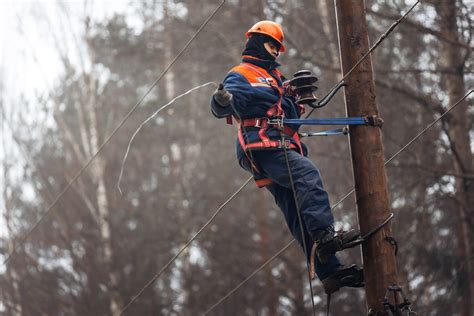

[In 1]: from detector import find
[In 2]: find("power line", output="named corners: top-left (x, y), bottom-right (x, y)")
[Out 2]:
top-left (127, 0), bottom-right (466, 311)
top-left (202, 90), bottom-right (473, 314)
top-left (282, 145), bottom-right (317, 316)
top-left (119, 176), bottom-right (252, 315)
top-left (2, 0), bottom-right (226, 266)
top-left (383, 91), bottom-right (473, 165)
top-left (128, 2), bottom-right (423, 313)
top-left (117, 81), bottom-right (217, 193)
top-left (306, 0), bottom-right (420, 118)
top-left (203, 240), bottom-right (295, 315)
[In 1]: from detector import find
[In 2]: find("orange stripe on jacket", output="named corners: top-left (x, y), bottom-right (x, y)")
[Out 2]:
top-left (230, 64), bottom-right (274, 86)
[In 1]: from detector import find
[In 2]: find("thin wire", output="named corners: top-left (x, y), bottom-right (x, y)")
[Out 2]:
top-left (119, 19), bottom-right (290, 316)
top-left (384, 90), bottom-right (473, 165)
top-left (227, 65), bottom-right (316, 313)
top-left (119, 72), bottom-right (276, 315)
top-left (119, 177), bottom-right (252, 315)
top-left (121, 28), bottom-right (468, 315)
top-left (202, 240), bottom-right (294, 315)
top-left (332, 90), bottom-right (473, 213)
top-left (117, 81), bottom-right (217, 194)
top-left (282, 144), bottom-right (317, 316)
top-left (201, 90), bottom-right (473, 314)
top-left (132, 1), bottom-right (435, 313)
top-left (306, 0), bottom-right (420, 118)
top-left (2, 0), bottom-right (226, 266)
top-left (164, 0), bottom-right (462, 311)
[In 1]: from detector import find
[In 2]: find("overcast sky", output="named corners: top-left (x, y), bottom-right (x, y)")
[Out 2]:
top-left (0, 1), bottom-right (131, 101)
top-left (0, 0), bottom-right (131, 245)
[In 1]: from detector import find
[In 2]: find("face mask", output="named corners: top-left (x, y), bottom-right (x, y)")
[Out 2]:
top-left (242, 33), bottom-right (280, 61)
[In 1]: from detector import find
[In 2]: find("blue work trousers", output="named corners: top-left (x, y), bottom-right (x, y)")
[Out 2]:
top-left (239, 149), bottom-right (341, 280)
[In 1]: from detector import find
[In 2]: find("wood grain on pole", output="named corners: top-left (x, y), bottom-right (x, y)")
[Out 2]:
top-left (334, 0), bottom-right (398, 313)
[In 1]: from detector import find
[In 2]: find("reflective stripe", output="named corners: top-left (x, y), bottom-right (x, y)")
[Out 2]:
top-left (250, 83), bottom-right (272, 88)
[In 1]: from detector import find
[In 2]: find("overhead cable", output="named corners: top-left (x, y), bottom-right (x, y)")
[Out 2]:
top-left (119, 176), bottom-right (252, 315)
top-left (129, 2), bottom-right (424, 313)
top-left (202, 90), bottom-right (473, 314)
top-left (2, 0), bottom-right (227, 266)
top-left (306, 0), bottom-right (420, 118)
top-left (117, 81), bottom-right (217, 193)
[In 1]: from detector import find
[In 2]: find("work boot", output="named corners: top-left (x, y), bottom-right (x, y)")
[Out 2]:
top-left (313, 225), bottom-right (363, 264)
top-left (322, 264), bottom-right (364, 295)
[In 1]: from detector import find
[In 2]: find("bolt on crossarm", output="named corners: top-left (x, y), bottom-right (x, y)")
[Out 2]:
top-left (334, 0), bottom-right (398, 313)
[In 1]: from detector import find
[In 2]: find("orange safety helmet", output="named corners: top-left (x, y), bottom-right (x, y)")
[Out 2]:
top-left (246, 20), bottom-right (286, 52)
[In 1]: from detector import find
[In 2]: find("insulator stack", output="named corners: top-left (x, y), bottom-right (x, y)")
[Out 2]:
top-left (289, 70), bottom-right (318, 105)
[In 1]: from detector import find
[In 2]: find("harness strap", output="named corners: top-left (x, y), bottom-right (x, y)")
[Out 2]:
top-left (241, 62), bottom-right (285, 117)
top-left (237, 124), bottom-right (259, 173)
top-left (239, 118), bottom-right (304, 155)
top-left (255, 178), bottom-right (273, 188)
top-left (245, 139), bottom-right (296, 150)
top-left (240, 118), bottom-right (291, 133)
top-left (233, 62), bottom-right (305, 188)
top-left (236, 123), bottom-right (277, 188)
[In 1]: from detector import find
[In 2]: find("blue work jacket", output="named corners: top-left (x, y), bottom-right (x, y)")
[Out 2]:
top-left (211, 57), bottom-right (308, 163)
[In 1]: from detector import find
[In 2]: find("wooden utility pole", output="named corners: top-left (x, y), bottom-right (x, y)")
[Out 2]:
top-left (334, 0), bottom-right (398, 313)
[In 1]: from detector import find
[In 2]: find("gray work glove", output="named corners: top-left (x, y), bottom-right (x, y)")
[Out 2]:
top-left (213, 83), bottom-right (233, 107)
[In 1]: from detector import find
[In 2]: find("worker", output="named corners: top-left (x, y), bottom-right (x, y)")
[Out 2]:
top-left (210, 20), bottom-right (363, 294)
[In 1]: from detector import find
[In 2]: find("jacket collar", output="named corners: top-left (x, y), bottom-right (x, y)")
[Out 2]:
top-left (242, 55), bottom-right (281, 72)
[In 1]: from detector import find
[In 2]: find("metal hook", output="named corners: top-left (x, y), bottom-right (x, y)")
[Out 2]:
top-left (315, 81), bottom-right (347, 108)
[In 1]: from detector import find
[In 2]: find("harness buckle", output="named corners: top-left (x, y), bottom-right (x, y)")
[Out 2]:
top-left (278, 139), bottom-right (292, 148)
top-left (254, 119), bottom-right (261, 127)
top-left (268, 117), bottom-right (284, 129)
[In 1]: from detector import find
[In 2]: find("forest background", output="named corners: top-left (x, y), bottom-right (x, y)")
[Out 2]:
top-left (0, 0), bottom-right (473, 315)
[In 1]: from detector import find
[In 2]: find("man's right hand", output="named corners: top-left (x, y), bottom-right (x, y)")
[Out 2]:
top-left (213, 83), bottom-right (233, 107)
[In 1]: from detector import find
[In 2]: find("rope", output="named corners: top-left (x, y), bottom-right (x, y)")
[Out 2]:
top-left (306, 0), bottom-right (420, 118)
top-left (123, 1), bottom-right (469, 312)
top-left (2, 0), bottom-right (226, 266)
top-left (282, 144), bottom-right (317, 316)
top-left (196, 4), bottom-right (418, 312)
top-left (117, 81), bottom-right (217, 193)
top-left (119, 177), bottom-right (252, 315)
top-left (202, 2), bottom-right (423, 313)
top-left (201, 90), bottom-right (473, 314)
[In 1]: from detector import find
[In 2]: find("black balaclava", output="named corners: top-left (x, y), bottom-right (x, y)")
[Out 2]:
top-left (242, 33), bottom-right (281, 71)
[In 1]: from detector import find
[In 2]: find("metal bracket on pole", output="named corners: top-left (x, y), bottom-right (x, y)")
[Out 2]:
top-left (368, 284), bottom-right (417, 316)
top-left (365, 115), bottom-right (384, 127)
top-left (299, 127), bottom-right (349, 137)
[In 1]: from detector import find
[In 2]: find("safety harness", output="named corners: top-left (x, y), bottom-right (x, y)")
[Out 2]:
top-left (226, 62), bottom-right (383, 188)
top-left (228, 62), bottom-right (305, 187)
